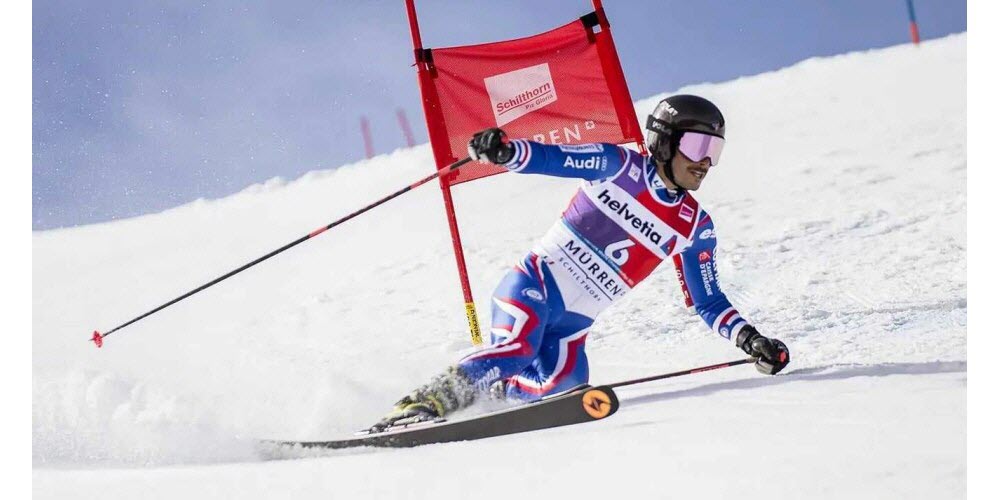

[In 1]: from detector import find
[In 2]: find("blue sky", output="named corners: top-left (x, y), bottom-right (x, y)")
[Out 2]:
top-left (32, 0), bottom-right (966, 230)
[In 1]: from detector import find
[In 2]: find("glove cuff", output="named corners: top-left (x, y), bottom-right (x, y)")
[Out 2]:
top-left (495, 143), bottom-right (514, 164)
top-left (734, 324), bottom-right (761, 355)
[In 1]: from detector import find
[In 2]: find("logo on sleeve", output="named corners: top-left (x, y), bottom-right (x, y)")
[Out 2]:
top-left (522, 288), bottom-right (545, 302)
top-left (558, 144), bottom-right (604, 154)
top-left (563, 155), bottom-right (607, 170)
top-left (628, 165), bottom-right (641, 181)
top-left (698, 255), bottom-right (716, 296)
top-left (485, 63), bottom-right (558, 127)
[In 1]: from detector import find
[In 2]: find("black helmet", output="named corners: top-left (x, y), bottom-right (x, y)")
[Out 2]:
top-left (645, 94), bottom-right (725, 164)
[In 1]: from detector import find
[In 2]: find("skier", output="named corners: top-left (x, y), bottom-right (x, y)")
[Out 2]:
top-left (373, 95), bottom-right (789, 430)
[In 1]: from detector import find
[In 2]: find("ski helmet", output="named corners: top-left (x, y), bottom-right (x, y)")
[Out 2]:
top-left (645, 94), bottom-right (726, 167)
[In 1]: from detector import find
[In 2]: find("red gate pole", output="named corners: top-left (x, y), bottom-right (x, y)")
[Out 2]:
top-left (404, 0), bottom-right (484, 345)
top-left (905, 0), bottom-right (921, 45)
top-left (592, 0), bottom-right (645, 154)
top-left (360, 116), bottom-right (375, 159)
top-left (396, 108), bottom-right (416, 147)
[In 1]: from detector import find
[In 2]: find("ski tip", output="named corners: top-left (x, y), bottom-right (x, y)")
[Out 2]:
top-left (581, 386), bottom-right (619, 420)
top-left (90, 331), bottom-right (103, 348)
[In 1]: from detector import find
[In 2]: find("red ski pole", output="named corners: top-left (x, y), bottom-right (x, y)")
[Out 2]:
top-left (90, 157), bottom-right (473, 348)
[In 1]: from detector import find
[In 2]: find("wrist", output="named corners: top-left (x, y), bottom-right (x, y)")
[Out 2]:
top-left (495, 143), bottom-right (514, 164)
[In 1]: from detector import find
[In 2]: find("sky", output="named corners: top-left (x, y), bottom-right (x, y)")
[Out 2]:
top-left (31, 0), bottom-right (967, 230)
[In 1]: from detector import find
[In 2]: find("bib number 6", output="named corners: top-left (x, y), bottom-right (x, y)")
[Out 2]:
top-left (604, 239), bottom-right (635, 266)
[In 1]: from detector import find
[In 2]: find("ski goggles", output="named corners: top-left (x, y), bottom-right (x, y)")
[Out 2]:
top-left (677, 131), bottom-right (725, 166)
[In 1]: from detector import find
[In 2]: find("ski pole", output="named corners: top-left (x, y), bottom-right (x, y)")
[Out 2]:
top-left (607, 358), bottom-right (756, 389)
top-left (90, 156), bottom-right (473, 348)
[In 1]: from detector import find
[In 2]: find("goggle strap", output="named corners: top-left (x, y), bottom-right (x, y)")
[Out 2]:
top-left (646, 115), bottom-right (672, 134)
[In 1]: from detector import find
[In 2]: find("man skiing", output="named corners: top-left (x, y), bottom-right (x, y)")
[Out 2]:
top-left (373, 95), bottom-right (789, 430)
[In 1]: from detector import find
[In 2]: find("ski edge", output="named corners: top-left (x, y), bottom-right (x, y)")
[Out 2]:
top-left (258, 385), bottom-right (618, 457)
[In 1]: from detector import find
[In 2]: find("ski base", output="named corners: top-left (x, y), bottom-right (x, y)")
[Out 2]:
top-left (260, 385), bottom-right (618, 454)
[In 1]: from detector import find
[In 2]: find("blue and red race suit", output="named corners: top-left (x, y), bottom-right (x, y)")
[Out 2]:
top-left (458, 140), bottom-right (749, 399)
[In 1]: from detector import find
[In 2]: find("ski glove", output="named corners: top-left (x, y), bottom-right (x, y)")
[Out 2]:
top-left (735, 325), bottom-right (790, 375)
top-left (468, 128), bottom-right (514, 164)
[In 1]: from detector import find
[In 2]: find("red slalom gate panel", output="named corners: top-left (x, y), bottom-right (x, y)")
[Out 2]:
top-left (404, 1), bottom-right (643, 345)
top-left (415, 8), bottom-right (643, 186)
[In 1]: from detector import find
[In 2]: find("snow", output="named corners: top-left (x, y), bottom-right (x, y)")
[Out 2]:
top-left (33, 34), bottom-right (966, 499)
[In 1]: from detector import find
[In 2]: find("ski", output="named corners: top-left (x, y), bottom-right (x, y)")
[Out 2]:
top-left (261, 385), bottom-right (618, 453)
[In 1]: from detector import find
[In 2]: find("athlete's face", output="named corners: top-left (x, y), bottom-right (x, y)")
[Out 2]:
top-left (660, 151), bottom-right (711, 191)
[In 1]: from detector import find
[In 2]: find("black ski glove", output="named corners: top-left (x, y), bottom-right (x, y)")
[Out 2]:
top-left (468, 128), bottom-right (514, 164)
top-left (735, 325), bottom-right (790, 375)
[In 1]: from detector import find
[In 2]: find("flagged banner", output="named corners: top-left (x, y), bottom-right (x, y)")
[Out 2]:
top-left (416, 9), bottom-right (643, 185)
top-left (405, 1), bottom-right (642, 344)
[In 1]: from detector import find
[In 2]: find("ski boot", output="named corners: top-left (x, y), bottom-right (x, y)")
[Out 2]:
top-left (370, 366), bottom-right (476, 432)
top-left (488, 378), bottom-right (509, 401)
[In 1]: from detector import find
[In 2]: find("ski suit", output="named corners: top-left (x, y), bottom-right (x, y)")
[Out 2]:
top-left (458, 140), bottom-right (748, 399)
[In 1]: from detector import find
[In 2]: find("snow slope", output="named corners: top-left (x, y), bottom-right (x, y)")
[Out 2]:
top-left (33, 34), bottom-right (966, 499)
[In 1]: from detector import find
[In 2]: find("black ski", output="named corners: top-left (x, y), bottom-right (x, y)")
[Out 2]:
top-left (261, 385), bottom-right (618, 453)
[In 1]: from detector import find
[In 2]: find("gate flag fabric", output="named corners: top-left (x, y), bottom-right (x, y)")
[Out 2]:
top-left (405, 1), bottom-right (644, 344)
top-left (420, 10), bottom-right (643, 185)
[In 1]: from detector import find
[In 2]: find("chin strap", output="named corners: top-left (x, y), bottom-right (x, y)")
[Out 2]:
top-left (667, 135), bottom-right (688, 194)
top-left (664, 164), bottom-right (685, 195)
top-left (652, 133), bottom-right (687, 195)
top-left (654, 157), bottom-right (686, 197)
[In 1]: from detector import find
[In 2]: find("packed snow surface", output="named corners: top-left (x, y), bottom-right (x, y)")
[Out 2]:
top-left (33, 34), bottom-right (966, 499)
